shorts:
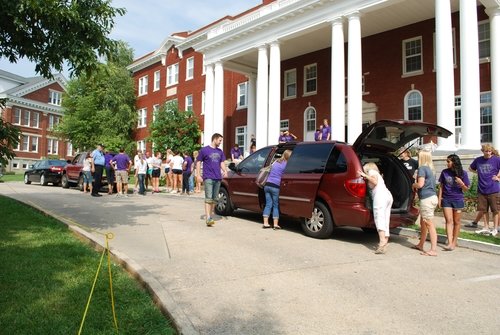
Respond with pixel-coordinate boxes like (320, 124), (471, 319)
(172, 169), (182, 175)
(420, 195), (438, 220)
(441, 198), (464, 210)
(164, 167), (170, 174)
(152, 169), (161, 178)
(116, 170), (129, 184)
(204, 179), (221, 204)
(477, 192), (499, 214)
(82, 171), (93, 183)
(147, 168), (153, 175)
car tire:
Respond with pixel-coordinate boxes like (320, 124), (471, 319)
(61, 174), (70, 188)
(24, 174), (31, 184)
(301, 201), (334, 239)
(40, 174), (48, 186)
(215, 187), (234, 216)
(77, 175), (84, 191)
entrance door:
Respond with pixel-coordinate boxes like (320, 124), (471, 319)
(303, 107), (316, 141)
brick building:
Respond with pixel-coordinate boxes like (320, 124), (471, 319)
(129, 0), (499, 156)
(0, 70), (68, 171)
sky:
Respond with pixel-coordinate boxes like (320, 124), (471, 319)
(0, 0), (261, 78)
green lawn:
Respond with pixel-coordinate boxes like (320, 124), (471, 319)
(0, 173), (24, 182)
(0, 195), (176, 335)
(408, 224), (500, 245)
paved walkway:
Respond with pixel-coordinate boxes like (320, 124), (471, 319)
(1, 183), (499, 335)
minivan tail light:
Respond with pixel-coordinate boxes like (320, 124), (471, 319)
(345, 177), (366, 198)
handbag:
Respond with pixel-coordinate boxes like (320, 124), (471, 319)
(255, 164), (272, 188)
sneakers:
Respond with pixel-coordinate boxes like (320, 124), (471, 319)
(170, 190), (177, 194)
(475, 228), (491, 235)
(491, 229), (498, 237)
(206, 217), (215, 227)
(465, 221), (478, 228)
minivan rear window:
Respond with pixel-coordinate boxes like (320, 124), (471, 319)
(325, 147), (348, 173)
(285, 143), (333, 174)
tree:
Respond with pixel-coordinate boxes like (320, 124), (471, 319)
(0, 116), (20, 167)
(148, 101), (202, 155)
(55, 42), (137, 153)
(0, 0), (125, 78)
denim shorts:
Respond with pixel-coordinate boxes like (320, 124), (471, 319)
(204, 179), (221, 204)
(83, 171), (93, 183)
(441, 198), (464, 209)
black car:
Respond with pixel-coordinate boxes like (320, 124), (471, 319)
(24, 159), (67, 186)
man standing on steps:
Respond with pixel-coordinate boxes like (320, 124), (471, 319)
(91, 144), (105, 197)
(196, 133), (227, 227)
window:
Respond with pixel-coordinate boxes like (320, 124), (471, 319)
(403, 37), (423, 75)
(137, 108), (147, 127)
(478, 21), (490, 59)
(480, 92), (492, 143)
(454, 96), (461, 145)
(235, 126), (247, 151)
(67, 142), (73, 156)
(49, 115), (60, 129)
(30, 112), (39, 128)
(280, 120), (289, 131)
(237, 147), (272, 174)
(285, 143), (332, 174)
(13, 108), (21, 124)
(153, 104), (160, 122)
(284, 69), (296, 98)
(154, 71), (161, 91)
(47, 139), (58, 155)
(49, 90), (62, 106)
(137, 140), (146, 152)
(22, 110), (30, 126)
(185, 95), (193, 111)
(186, 57), (194, 80)
(305, 108), (316, 132)
(237, 82), (248, 108)
(201, 91), (205, 115)
(405, 91), (423, 121)
(304, 64), (317, 95)
(167, 63), (179, 86)
(138, 75), (148, 96)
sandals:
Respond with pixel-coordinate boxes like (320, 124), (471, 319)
(374, 243), (387, 254)
(262, 225), (272, 229)
(273, 225), (282, 230)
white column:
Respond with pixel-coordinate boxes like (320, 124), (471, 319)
(435, 0), (456, 149)
(256, 45), (269, 148)
(213, 61), (224, 137)
(459, 0), (481, 149)
(246, 74), (257, 155)
(487, 7), (500, 149)
(268, 41), (281, 145)
(204, 63), (214, 146)
(331, 17), (345, 142)
(347, 12), (363, 144)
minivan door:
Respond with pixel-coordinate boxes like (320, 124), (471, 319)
(279, 143), (334, 218)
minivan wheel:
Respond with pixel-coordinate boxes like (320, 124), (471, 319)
(24, 174), (31, 184)
(301, 201), (334, 239)
(61, 174), (69, 188)
(215, 187), (234, 216)
(77, 175), (84, 191)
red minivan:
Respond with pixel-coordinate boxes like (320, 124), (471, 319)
(216, 120), (452, 239)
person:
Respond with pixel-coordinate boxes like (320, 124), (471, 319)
(196, 133), (228, 227)
(411, 150), (439, 256)
(135, 152), (148, 196)
(133, 150), (142, 193)
(82, 152), (93, 194)
(438, 154), (470, 251)
(91, 144), (105, 197)
(400, 150), (418, 181)
(170, 150), (184, 193)
(231, 144), (243, 164)
(104, 150), (115, 195)
(278, 130), (287, 143)
(182, 151), (193, 195)
(164, 149), (174, 191)
(279, 130), (296, 143)
(467, 144), (500, 236)
(193, 150), (201, 193)
(321, 119), (331, 141)
(262, 150), (292, 230)
(358, 162), (393, 254)
(111, 148), (132, 197)
(314, 128), (322, 141)
(145, 151), (153, 191)
(249, 144), (256, 154)
(250, 134), (256, 149)
(150, 152), (162, 193)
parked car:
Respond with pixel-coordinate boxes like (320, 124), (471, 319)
(215, 120), (452, 239)
(61, 151), (114, 191)
(24, 159), (67, 186)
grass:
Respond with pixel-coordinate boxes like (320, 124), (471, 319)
(0, 173), (24, 182)
(0, 195), (176, 335)
(407, 224), (500, 245)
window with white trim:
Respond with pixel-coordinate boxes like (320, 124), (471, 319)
(403, 37), (423, 75)
(49, 115), (60, 129)
(47, 138), (58, 155)
(284, 69), (296, 98)
(304, 64), (317, 95)
(137, 108), (147, 128)
(30, 112), (39, 128)
(201, 91), (205, 115)
(137, 140), (146, 152)
(405, 90), (423, 121)
(49, 90), (62, 106)
(186, 57), (194, 80)
(167, 63), (179, 86)
(154, 71), (161, 91)
(478, 20), (490, 59)
(454, 96), (461, 145)
(66, 142), (73, 156)
(237, 82), (248, 108)
(280, 120), (289, 131)
(305, 108), (316, 132)
(235, 126), (247, 151)
(21, 110), (30, 126)
(138, 75), (148, 96)
(13, 108), (21, 124)
(185, 94), (193, 111)
(152, 104), (160, 122)
(480, 92), (492, 143)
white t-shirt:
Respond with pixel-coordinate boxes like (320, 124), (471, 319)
(171, 155), (184, 170)
(135, 159), (148, 174)
(82, 157), (92, 172)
